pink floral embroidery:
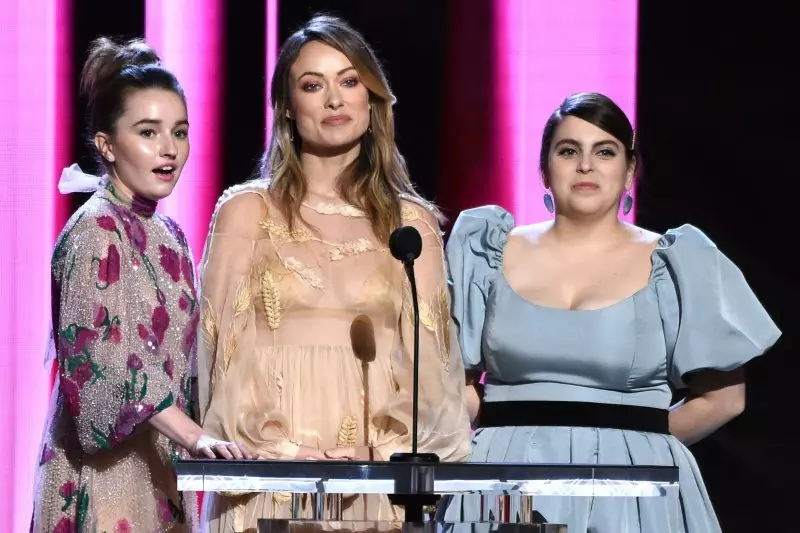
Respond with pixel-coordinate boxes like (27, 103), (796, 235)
(178, 293), (189, 312)
(112, 205), (148, 253)
(111, 401), (155, 444)
(95, 244), (121, 288)
(96, 215), (118, 232)
(163, 356), (174, 380)
(137, 305), (170, 352)
(53, 516), (75, 533)
(181, 254), (195, 294)
(61, 377), (82, 416)
(40, 444), (56, 465)
(72, 362), (94, 388)
(159, 244), (181, 282)
(115, 518), (132, 533)
(59, 480), (76, 498)
(126, 353), (143, 371)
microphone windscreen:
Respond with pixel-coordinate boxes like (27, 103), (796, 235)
(389, 226), (422, 262)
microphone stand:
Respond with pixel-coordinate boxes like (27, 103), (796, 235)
(388, 253), (440, 526)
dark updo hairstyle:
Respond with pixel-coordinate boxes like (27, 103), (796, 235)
(80, 37), (185, 169)
(539, 92), (637, 179)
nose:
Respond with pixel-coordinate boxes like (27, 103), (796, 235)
(162, 136), (178, 159)
(325, 85), (344, 110)
(577, 152), (593, 174)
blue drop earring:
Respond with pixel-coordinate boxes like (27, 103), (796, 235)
(622, 191), (633, 215)
(543, 190), (555, 214)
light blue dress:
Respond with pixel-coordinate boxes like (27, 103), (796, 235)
(440, 205), (781, 532)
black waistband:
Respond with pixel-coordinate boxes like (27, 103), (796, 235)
(477, 400), (670, 434)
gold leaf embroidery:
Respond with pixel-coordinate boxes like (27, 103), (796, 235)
(233, 279), (252, 316)
(337, 415), (358, 447)
(201, 298), (219, 352)
(329, 238), (375, 261)
(304, 202), (366, 218)
(273, 492), (292, 505)
(260, 269), (282, 330)
(223, 321), (238, 371)
(401, 204), (419, 222)
(259, 219), (314, 242)
(403, 282), (452, 369)
(283, 257), (324, 289)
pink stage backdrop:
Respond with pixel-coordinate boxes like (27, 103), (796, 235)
(0, 0), (71, 529)
(494, 0), (639, 224)
(146, 0), (223, 262)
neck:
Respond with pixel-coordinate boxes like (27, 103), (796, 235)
(106, 177), (157, 217)
(299, 141), (361, 201)
(549, 210), (626, 246)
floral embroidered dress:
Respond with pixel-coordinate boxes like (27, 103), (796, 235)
(196, 182), (472, 533)
(32, 185), (200, 533)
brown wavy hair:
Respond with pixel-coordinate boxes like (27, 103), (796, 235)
(258, 15), (441, 243)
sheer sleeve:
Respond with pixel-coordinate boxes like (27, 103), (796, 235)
(197, 189), (299, 459)
(445, 205), (515, 370)
(371, 202), (472, 462)
(54, 216), (175, 454)
(652, 224), (782, 389)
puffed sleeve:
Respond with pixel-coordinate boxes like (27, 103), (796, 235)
(445, 205), (515, 371)
(197, 189), (299, 459)
(653, 224), (781, 389)
(53, 214), (176, 454)
(370, 201), (472, 462)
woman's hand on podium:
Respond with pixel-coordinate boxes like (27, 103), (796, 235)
(294, 445), (328, 461)
(323, 446), (382, 461)
(191, 434), (256, 460)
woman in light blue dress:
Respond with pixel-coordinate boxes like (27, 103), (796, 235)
(441, 92), (781, 532)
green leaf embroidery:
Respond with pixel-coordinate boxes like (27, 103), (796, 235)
(90, 422), (111, 450)
(155, 392), (174, 413)
(139, 373), (149, 401)
(76, 486), (89, 532)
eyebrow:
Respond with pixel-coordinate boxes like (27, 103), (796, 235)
(297, 66), (356, 80)
(132, 118), (190, 128)
(554, 138), (620, 149)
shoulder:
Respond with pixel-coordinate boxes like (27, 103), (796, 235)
(661, 223), (718, 251)
(450, 205), (516, 241)
(212, 181), (272, 230)
(400, 194), (442, 227)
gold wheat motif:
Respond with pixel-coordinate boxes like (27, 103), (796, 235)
(261, 269), (282, 330)
(337, 415), (358, 448)
(233, 278), (252, 316)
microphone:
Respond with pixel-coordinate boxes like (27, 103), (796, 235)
(387, 226), (439, 523)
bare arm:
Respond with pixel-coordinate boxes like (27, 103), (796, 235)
(669, 368), (746, 445)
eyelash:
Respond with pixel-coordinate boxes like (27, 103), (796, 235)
(139, 129), (189, 139)
(557, 147), (616, 157)
(302, 77), (360, 92)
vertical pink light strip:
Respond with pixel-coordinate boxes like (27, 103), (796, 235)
(0, 0), (70, 529)
(495, 0), (639, 225)
(146, 0), (223, 262)
(265, 0), (279, 146)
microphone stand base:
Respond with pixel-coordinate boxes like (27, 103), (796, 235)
(388, 453), (441, 523)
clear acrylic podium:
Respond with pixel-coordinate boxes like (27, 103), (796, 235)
(176, 459), (678, 532)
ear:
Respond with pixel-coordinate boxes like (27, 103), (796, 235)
(624, 156), (636, 189)
(541, 171), (550, 190)
(285, 108), (294, 120)
(94, 132), (115, 163)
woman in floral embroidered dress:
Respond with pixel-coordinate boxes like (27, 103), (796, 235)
(196, 16), (472, 532)
(32, 37), (252, 533)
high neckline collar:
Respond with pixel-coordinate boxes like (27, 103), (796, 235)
(103, 181), (157, 218)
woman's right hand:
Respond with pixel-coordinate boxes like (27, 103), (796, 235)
(294, 445), (327, 461)
(191, 434), (257, 460)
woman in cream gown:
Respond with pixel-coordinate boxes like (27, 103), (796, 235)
(196, 15), (471, 533)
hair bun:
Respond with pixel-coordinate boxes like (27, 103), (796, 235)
(80, 37), (161, 101)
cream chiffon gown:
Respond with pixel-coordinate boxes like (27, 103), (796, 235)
(195, 182), (472, 533)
